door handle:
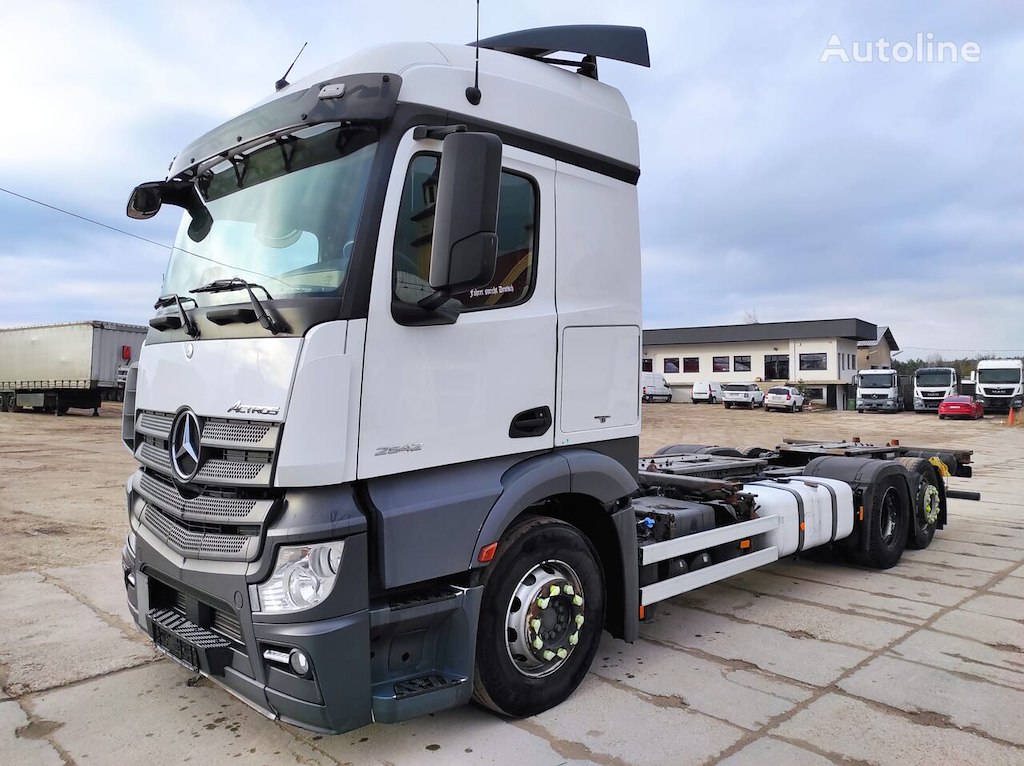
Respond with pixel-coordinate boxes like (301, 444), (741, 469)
(509, 406), (552, 438)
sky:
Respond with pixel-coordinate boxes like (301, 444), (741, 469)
(1, 0), (1022, 360)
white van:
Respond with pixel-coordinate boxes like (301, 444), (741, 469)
(691, 381), (723, 404)
(641, 372), (672, 402)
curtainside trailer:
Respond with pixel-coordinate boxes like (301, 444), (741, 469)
(0, 321), (147, 415)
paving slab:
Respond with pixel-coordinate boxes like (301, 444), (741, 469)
(768, 559), (980, 604)
(291, 704), (568, 765)
(772, 693), (1024, 765)
(642, 603), (870, 687)
(0, 700), (64, 766)
(925, 537), (1024, 562)
(591, 634), (812, 731)
(931, 609), (1024, 652)
(871, 556), (994, 589)
(961, 592), (1024, 622)
(29, 662), (330, 765)
(990, 577), (1024, 599)
(941, 528), (1024, 548)
(722, 569), (940, 624)
(45, 557), (136, 631)
(678, 583), (912, 650)
(839, 655), (1024, 746)
(523, 675), (745, 766)
(887, 629), (1024, 691)
(718, 736), (835, 766)
(0, 572), (158, 697)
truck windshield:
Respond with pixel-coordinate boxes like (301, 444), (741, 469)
(915, 370), (954, 387)
(160, 124), (377, 303)
(860, 374), (895, 389)
(978, 368), (1022, 384)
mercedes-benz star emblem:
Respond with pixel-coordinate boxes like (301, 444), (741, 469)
(169, 409), (202, 483)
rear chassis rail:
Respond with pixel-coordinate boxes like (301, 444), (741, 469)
(633, 437), (976, 610)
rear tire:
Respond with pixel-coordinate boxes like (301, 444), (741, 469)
(724, 402), (732, 409)
(897, 457), (940, 550)
(472, 517), (605, 718)
(848, 477), (910, 569)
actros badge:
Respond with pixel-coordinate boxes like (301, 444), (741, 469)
(169, 408), (202, 482)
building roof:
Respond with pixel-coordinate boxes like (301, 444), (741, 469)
(643, 318), (877, 347)
(856, 325), (900, 351)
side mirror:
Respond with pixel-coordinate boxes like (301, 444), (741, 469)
(127, 182), (164, 219)
(428, 132), (502, 294)
(852, 375), (861, 386)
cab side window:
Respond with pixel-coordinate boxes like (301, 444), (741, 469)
(393, 153), (537, 311)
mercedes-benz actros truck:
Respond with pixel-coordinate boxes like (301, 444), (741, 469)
(120, 25), (976, 735)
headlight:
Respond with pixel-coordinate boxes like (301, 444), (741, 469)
(256, 541), (345, 614)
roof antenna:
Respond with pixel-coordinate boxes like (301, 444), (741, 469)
(465, 0), (482, 105)
(275, 42), (308, 92)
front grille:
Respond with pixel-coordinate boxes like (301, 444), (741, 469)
(142, 504), (260, 560)
(133, 410), (282, 561)
(138, 471), (261, 520)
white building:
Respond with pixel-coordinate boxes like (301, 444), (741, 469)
(642, 318), (884, 410)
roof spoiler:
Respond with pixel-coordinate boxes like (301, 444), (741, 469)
(472, 25), (650, 80)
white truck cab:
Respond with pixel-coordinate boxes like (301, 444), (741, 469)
(856, 369), (902, 413)
(913, 367), (958, 413)
(975, 359), (1024, 411)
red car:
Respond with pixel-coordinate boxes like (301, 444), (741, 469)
(938, 395), (984, 420)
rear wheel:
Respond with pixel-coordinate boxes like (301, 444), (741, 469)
(472, 517), (605, 718)
(724, 402), (732, 409)
(848, 477), (910, 569)
(897, 457), (940, 549)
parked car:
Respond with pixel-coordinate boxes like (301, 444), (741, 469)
(722, 382), (764, 409)
(691, 381), (723, 404)
(938, 395), (984, 420)
(764, 386), (804, 412)
(641, 372), (672, 403)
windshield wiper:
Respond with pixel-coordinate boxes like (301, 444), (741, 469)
(190, 278), (288, 335)
(151, 294), (200, 338)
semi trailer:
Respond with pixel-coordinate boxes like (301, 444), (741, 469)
(0, 321), (146, 414)
(119, 25), (977, 735)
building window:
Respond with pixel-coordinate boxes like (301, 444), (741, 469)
(734, 355), (751, 372)
(682, 357), (699, 373)
(804, 387), (825, 400)
(664, 358), (680, 374)
(765, 354), (789, 380)
(713, 356), (729, 372)
(642, 358), (653, 372)
(799, 353), (827, 371)
(393, 154), (537, 312)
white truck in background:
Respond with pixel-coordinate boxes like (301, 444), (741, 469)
(118, 25), (977, 735)
(913, 367), (958, 413)
(974, 358), (1024, 411)
(0, 321), (146, 414)
(856, 368), (903, 413)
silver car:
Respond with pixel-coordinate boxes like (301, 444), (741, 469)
(764, 386), (804, 412)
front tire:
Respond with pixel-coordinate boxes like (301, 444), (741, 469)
(472, 516), (605, 718)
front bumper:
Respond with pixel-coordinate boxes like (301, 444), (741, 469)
(857, 399), (900, 412)
(122, 530), (372, 734)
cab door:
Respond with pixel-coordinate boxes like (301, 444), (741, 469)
(358, 133), (556, 478)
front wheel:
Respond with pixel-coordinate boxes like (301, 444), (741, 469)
(473, 517), (605, 718)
